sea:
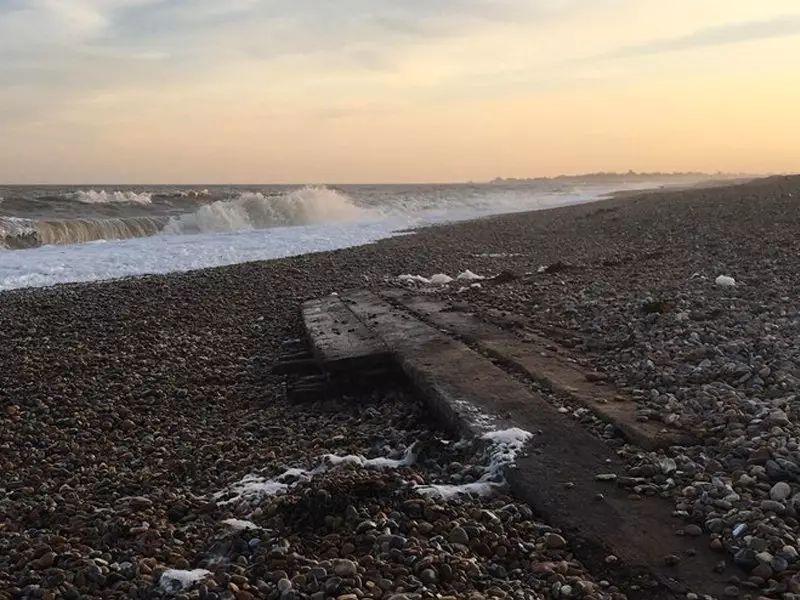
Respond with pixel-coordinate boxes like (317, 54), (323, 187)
(0, 179), (707, 291)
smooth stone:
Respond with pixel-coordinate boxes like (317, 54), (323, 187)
(379, 579), (394, 591)
(419, 569), (438, 585)
(756, 552), (774, 564)
(782, 545), (799, 559)
(333, 559), (358, 578)
(771, 556), (790, 572)
(356, 520), (378, 534)
(771, 482), (792, 501)
(761, 500), (786, 514)
(684, 524), (703, 537)
(766, 460), (789, 481)
(706, 519), (725, 534)
(544, 533), (568, 550)
(448, 527), (470, 545)
(767, 410), (790, 426)
(37, 552), (57, 568)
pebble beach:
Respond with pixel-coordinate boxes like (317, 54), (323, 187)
(2, 175), (800, 600)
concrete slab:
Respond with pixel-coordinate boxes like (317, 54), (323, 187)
(380, 291), (694, 450)
(336, 290), (741, 599)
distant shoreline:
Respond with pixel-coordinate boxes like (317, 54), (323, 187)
(604, 176), (758, 199)
(0, 172), (774, 188)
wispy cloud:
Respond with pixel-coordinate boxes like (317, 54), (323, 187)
(602, 15), (800, 59)
(0, 0), (561, 126)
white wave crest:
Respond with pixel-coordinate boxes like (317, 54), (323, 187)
(70, 190), (153, 205)
(162, 185), (369, 235)
(0, 217), (39, 250)
(0, 217), (37, 238)
(176, 189), (210, 198)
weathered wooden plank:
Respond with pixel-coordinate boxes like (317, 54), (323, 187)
(271, 358), (320, 376)
(341, 290), (737, 599)
(301, 295), (391, 372)
(381, 290), (693, 451)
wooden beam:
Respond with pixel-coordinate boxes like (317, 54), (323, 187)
(301, 295), (391, 373)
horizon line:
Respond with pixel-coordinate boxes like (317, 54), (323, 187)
(0, 171), (774, 188)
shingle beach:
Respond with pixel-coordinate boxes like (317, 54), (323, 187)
(3, 176), (800, 600)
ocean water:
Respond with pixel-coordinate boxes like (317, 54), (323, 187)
(0, 180), (689, 291)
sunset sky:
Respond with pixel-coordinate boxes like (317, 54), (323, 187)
(2, 1), (799, 183)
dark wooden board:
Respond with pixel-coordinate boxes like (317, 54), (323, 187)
(301, 295), (391, 373)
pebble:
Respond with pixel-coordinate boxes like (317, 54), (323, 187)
(333, 560), (358, 578)
(544, 533), (568, 550)
(36, 552), (57, 569)
(448, 526), (470, 545)
(419, 569), (438, 585)
(684, 524), (703, 537)
(770, 482), (792, 501)
(771, 556), (790, 572)
(760, 500), (786, 514)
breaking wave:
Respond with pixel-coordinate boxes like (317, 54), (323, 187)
(162, 185), (370, 234)
(0, 218), (40, 250)
(1, 216), (168, 250)
(1, 186), (371, 249)
(0, 183), (608, 250)
(69, 190), (153, 204)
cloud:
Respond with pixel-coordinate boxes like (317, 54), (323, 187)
(105, 0), (542, 64)
(602, 14), (800, 58)
(0, 0), (555, 127)
(9, 0), (796, 142)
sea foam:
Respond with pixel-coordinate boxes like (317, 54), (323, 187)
(163, 186), (371, 234)
(69, 190), (153, 205)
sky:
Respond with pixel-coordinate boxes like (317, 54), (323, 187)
(1, 0), (799, 183)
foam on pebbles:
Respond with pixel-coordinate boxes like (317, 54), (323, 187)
(159, 569), (212, 594)
(415, 427), (533, 500)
